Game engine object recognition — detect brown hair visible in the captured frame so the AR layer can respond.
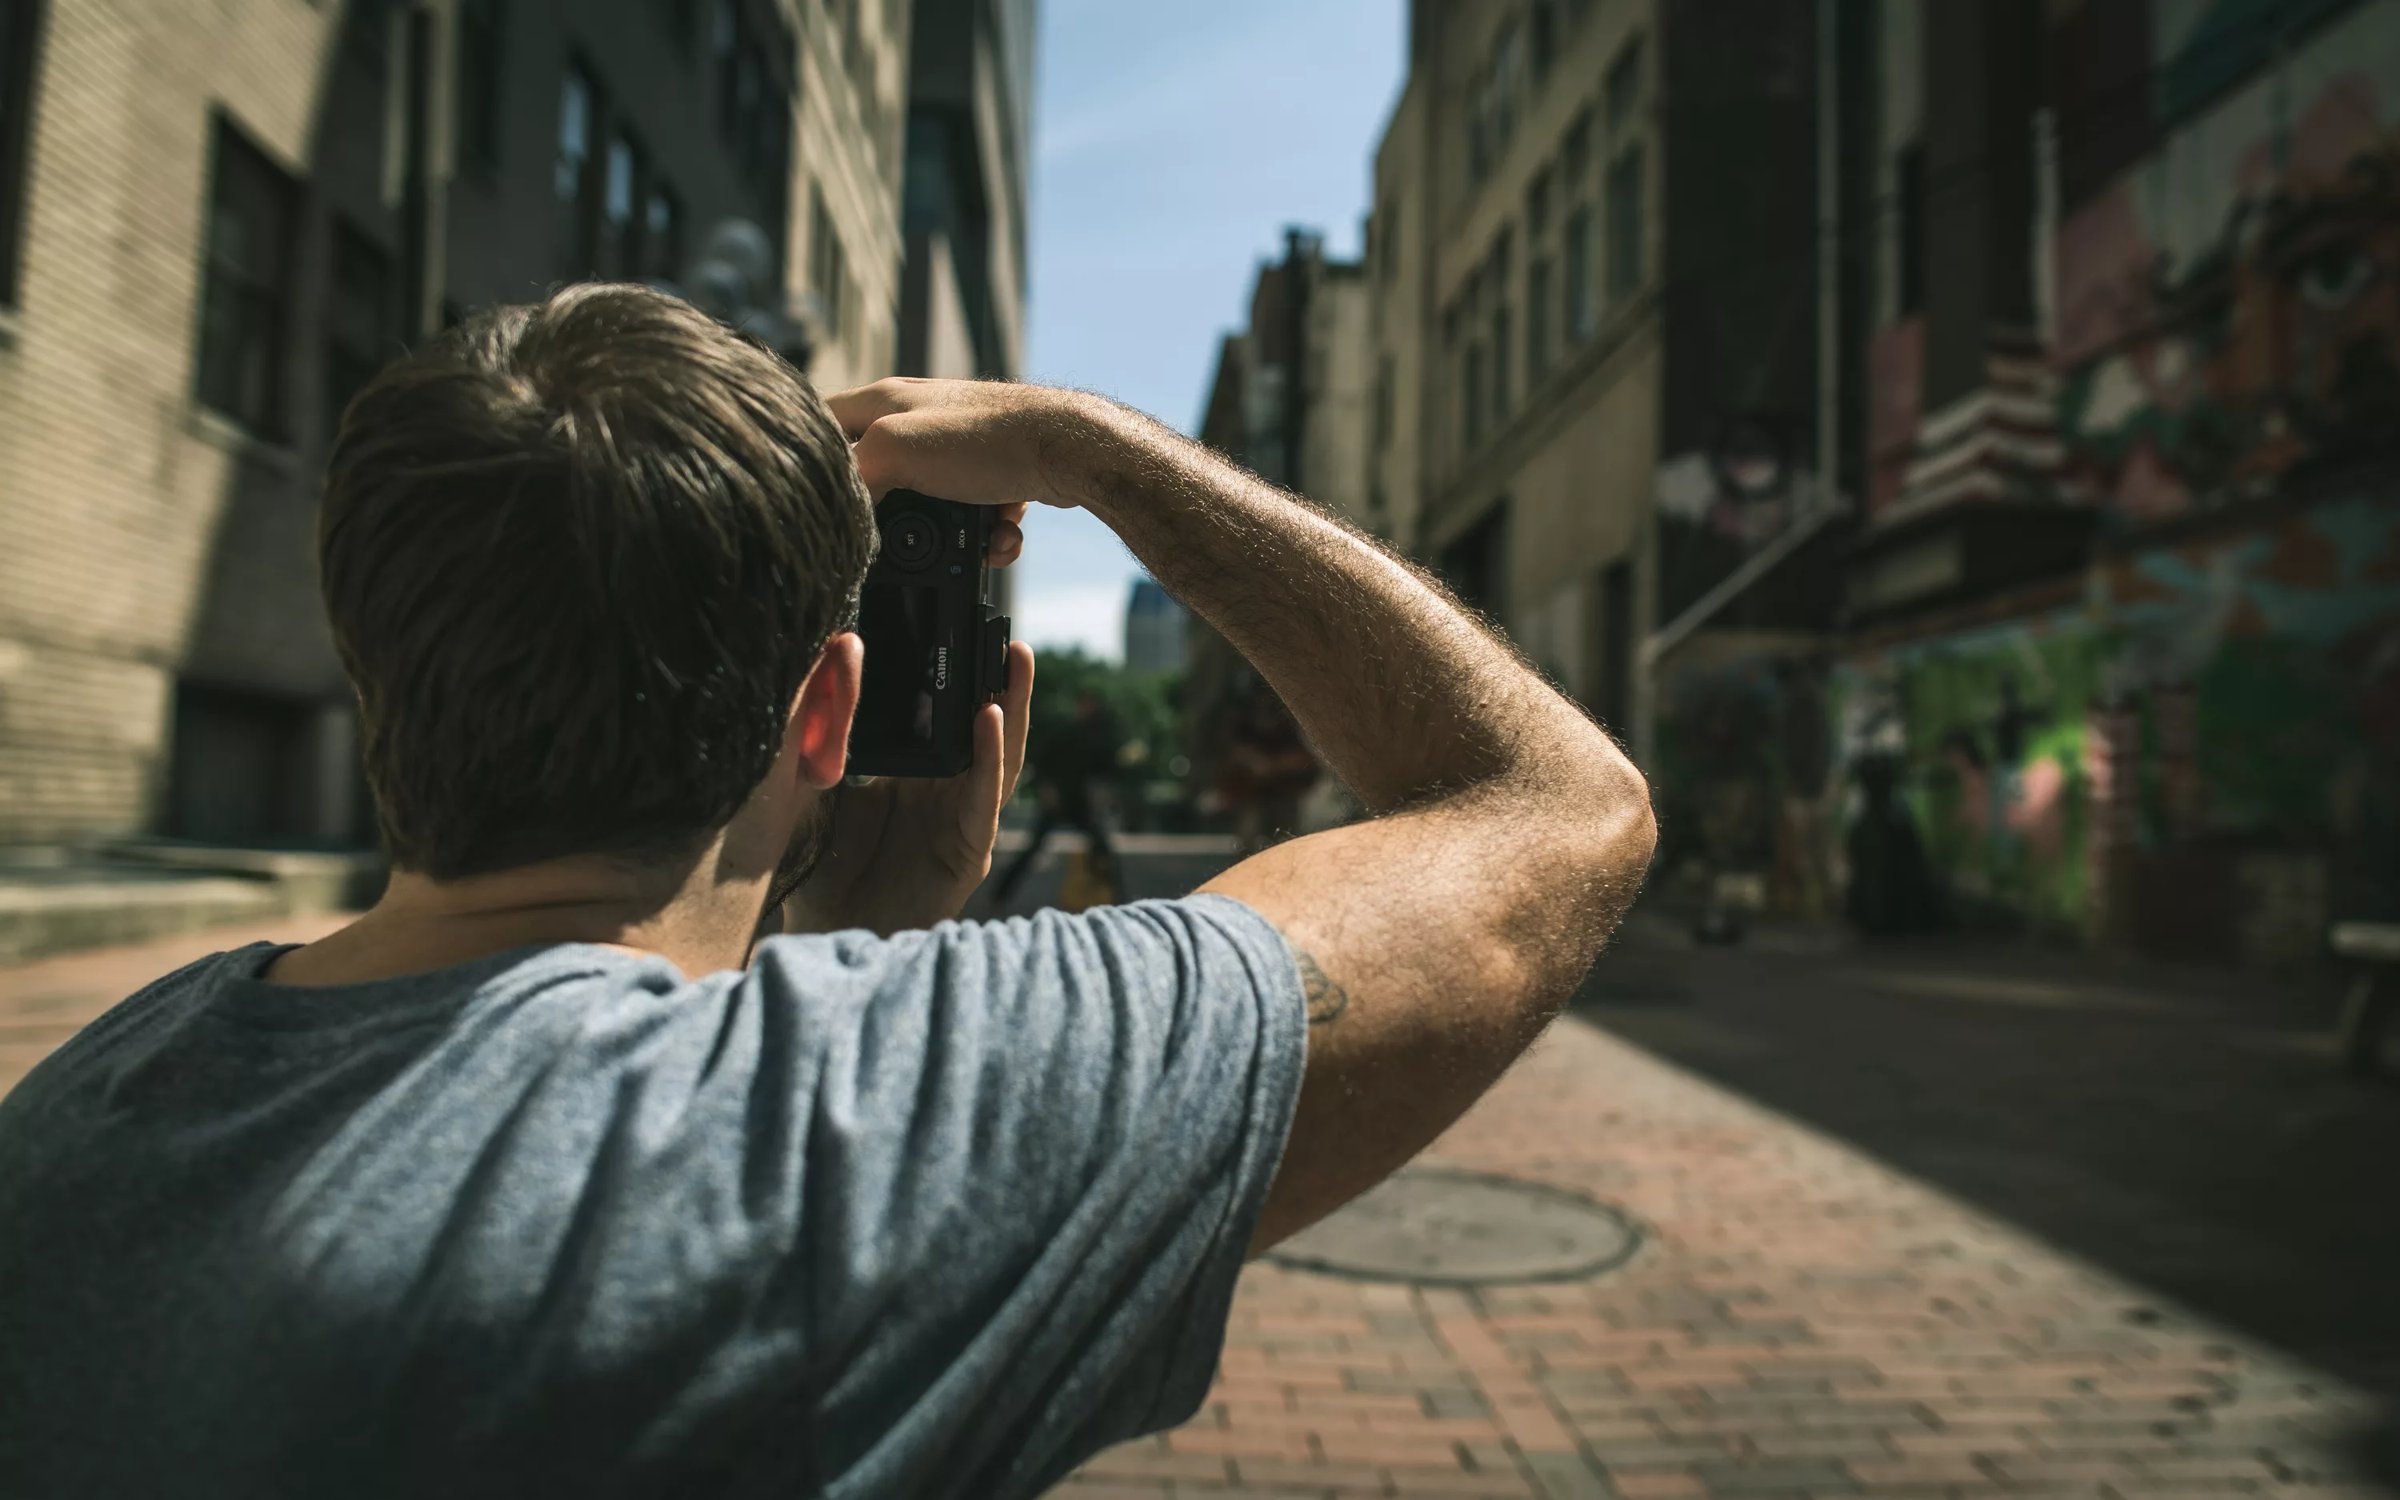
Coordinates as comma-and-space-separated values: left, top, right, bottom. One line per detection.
319, 283, 875, 878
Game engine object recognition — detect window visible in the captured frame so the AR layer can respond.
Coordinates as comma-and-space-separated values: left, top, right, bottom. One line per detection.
645, 180, 682, 280
195, 114, 300, 436
0, 0, 45, 309
456, 0, 504, 171
1561, 107, 1592, 189
1490, 303, 1511, 420
1525, 166, 1551, 239
1374, 353, 1394, 448
1895, 139, 1925, 316
555, 62, 599, 279
1527, 257, 1552, 382
1462, 340, 1484, 450
1606, 37, 1643, 132
600, 128, 643, 278
346, 0, 394, 72
1531, 0, 1559, 79
1606, 145, 1643, 300
657, 0, 698, 51
1380, 197, 1400, 285
716, 0, 794, 212
810, 184, 845, 334
326, 221, 394, 443
1563, 205, 1593, 341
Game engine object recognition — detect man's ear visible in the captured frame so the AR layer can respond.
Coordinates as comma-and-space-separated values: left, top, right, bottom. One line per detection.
789, 632, 863, 790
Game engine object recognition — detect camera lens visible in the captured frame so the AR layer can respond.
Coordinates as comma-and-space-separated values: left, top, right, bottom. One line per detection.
884, 513, 938, 570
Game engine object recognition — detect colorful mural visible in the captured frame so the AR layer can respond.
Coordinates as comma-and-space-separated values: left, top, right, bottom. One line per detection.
1831, 491, 2400, 949
2053, 0, 2400, 518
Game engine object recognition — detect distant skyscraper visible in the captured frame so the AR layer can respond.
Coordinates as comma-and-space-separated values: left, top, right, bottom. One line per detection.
1123, 579, 1189, 676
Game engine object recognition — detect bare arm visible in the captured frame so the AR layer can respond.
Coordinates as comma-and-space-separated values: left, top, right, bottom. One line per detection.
829, 379, 1658, 1251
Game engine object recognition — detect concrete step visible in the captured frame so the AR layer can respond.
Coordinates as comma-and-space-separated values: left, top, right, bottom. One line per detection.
0, 844, 384, 965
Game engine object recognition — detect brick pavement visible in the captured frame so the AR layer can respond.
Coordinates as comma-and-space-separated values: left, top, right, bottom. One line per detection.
1053, 1014, 2400, 1500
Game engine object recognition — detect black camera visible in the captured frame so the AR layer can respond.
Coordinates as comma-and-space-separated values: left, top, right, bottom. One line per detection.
848, 490, 1011, 778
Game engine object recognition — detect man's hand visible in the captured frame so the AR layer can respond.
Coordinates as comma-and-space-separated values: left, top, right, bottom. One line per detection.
782, 640, 1036, 937
827, 377, 1128, 511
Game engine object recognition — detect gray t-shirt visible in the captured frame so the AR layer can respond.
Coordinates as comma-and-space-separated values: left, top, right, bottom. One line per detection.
0, 895, 1305, 1500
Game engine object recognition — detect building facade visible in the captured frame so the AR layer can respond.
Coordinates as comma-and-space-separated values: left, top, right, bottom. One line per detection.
1121, 577, 1186, 678
1367, 0, 1830, 727
0, 0, 908, 848
1822, 0, 2400, 959
893, 0, 1032, 385
1183, 229, 1367, 815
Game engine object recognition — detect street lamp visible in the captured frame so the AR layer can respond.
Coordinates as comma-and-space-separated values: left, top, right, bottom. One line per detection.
649, 218, 824, 375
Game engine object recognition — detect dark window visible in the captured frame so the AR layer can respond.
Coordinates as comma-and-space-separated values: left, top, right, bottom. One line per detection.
1606, 146, 1643, 300
326, 220, 394, 443
1563, 204, 1593, 340
456, 0, 504, 171
1440, 503, 1510, 621
346, 0, 394, 72
195, 114, 300, 436
1491, 304, 1511, 421
1525, 166, 1550, 239
810, 183, 845, 333
1895, 139, 1925, 315
1527, 256, 1552, 382
1463, 339, 1485, 450
1561, 107, 1592, 187
0, 0, 45, 309
716, 0, 794, 218
645, 180, 682, 280
1606, 37, 1643, 132
1374, 353, 1394, 448
1530, 0, 1559, 79
1597, 557, 1631, 731
601, 128, 643, 278
555, 61, 599, 279
658, 0, 699, 51
1380, 196, 1400, 285
167, 682, 318, 844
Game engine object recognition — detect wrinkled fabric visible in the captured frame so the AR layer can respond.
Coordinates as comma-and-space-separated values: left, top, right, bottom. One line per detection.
0, 896, 1304, 1500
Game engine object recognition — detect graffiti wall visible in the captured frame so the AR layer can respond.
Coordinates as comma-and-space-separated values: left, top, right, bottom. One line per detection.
1834, 489, 2400, 952
2053, 0, 2400, 518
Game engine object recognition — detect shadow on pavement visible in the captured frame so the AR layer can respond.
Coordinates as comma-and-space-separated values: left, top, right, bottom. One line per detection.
1577, 906, 2400, 1488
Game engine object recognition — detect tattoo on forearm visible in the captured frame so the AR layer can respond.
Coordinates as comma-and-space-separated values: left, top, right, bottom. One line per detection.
1296, 948, 1350, 1026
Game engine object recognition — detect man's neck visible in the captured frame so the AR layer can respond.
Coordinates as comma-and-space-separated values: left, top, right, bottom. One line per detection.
264, 852, 770, 987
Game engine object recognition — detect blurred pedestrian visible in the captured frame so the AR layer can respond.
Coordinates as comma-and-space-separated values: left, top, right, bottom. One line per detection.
993, 688, 1121, 906
1220, 686, 1318, 855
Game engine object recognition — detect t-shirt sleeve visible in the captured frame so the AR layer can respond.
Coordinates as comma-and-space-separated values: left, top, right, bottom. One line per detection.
745, 893, 1307, 1498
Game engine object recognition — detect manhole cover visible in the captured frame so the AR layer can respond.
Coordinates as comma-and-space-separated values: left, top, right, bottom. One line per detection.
1267, 1168, 1641, 1285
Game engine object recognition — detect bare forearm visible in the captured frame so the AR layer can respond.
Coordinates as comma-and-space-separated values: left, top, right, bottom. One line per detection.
1071, 402, 1628, 816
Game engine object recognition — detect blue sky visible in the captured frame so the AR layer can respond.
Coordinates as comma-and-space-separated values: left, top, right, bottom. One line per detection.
1008, 0, 1404, 659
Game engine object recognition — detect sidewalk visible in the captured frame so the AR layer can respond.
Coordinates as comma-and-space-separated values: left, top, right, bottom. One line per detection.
1056, 1009, 2398, 1499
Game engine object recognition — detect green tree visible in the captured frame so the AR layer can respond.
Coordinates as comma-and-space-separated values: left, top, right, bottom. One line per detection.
1022, 648, 1185, 827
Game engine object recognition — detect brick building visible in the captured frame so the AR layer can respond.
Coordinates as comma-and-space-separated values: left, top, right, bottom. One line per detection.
1629, 0, 2400, 962
0, 0, 908, 849
1364, 0, 1834, 758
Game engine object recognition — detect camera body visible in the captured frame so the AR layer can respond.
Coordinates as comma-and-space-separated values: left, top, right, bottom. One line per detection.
848, 490, 1011, 778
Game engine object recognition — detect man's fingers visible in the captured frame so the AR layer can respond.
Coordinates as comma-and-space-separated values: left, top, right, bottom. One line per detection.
1000, 642, 1035, 801
849, 415, 915, 499
824, 378, 928, 439
959, 702, 1007, 856
989, 519, 1025, 568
